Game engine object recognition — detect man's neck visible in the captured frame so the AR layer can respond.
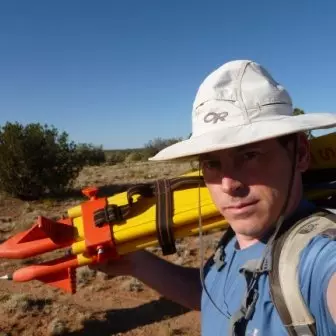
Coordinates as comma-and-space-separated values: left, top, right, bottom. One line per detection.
235, 236, 261, 250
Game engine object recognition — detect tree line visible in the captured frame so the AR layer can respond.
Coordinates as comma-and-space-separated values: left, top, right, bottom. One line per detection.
0, 107, 311, 200
0, 121, 181, 200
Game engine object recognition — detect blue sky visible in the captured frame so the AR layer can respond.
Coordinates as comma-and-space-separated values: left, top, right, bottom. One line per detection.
0, 0, 335, 149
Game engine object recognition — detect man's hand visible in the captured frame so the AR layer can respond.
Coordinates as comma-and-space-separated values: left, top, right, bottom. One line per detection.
90, 250, 202, 311
89, 252, 137, 277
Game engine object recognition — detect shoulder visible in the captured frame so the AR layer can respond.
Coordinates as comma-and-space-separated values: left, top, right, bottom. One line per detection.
275, 207, 336, 333
299, 233, 336, 281
298, 208, 336, 274
298, 226, 336, 333
277, 207, 336, 287
298, 208, 336, 285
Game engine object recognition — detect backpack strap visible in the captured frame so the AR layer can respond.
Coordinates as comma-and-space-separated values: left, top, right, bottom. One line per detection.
269, 210, 336, 336
202, 226, 235, 277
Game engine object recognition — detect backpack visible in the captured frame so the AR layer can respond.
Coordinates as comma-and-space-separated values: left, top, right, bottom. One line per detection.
204, 205, 336, 336
269, 207, 336, 336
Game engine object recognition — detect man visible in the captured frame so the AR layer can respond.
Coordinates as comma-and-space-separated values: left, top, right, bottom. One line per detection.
92, 60, 336, 335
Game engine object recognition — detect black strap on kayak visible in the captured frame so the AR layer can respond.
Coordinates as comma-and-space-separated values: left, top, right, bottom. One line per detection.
155, 179, 176, 255
154, 176, 205, 255
93, 183, 154, 227
93, 175, 205, 255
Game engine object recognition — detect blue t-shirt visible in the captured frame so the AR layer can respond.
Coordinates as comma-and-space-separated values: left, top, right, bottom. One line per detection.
201, 206, 336, 335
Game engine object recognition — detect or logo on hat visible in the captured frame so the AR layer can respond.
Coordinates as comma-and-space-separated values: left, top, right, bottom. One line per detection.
204, 112, 228, 124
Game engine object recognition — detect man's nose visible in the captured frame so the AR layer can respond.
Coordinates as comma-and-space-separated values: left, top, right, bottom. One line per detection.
220, 175, 244, 195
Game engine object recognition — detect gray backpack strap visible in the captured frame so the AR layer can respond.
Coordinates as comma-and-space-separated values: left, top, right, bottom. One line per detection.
270, 210, 336, 336
203, 226, 235, 277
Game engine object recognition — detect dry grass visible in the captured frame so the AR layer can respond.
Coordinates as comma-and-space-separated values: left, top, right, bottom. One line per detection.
119, 277, 145, 292
74, 161, 194, 188
47, 318, 68, 336
77, 266, 97, 287
0, 293, 53, 314
0, 217, 15, 231
160, 321, 187, 336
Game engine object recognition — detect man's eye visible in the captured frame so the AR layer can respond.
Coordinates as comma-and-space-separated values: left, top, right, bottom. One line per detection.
243, 151, 260, 160
203, 160, 221, 170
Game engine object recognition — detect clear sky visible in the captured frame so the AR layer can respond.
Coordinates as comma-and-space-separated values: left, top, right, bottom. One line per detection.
0, 0, 335, 149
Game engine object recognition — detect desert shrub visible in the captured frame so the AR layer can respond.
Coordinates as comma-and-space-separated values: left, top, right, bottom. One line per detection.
77, 266, 96, 287
47, 318, 68, 336
76, 143, 106, 166
142, 137, 182, 159
2, 293, 53, 313
0, 122, 85, 200
125, 151, 143, 162
106, 150, 127, 165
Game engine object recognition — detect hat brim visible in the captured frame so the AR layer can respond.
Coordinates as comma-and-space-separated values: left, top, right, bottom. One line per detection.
149, 112, 336, 161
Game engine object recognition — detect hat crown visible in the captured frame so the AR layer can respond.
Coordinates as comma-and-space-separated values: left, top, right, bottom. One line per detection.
149, 59, 335, 161
191, 60, 293, 137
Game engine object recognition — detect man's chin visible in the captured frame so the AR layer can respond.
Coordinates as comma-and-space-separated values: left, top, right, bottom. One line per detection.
223, 207, 260, 222
225, 213, 269, 236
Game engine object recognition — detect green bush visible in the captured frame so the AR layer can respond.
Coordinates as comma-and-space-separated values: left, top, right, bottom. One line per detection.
0, 122, 85, 200
143, 137, 182, 159
106, 151, 127, 165
125, 151, 143, 162
76, 143, 106, 166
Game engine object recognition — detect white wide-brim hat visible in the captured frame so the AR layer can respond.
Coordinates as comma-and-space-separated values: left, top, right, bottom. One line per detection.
149, 60, 336, 161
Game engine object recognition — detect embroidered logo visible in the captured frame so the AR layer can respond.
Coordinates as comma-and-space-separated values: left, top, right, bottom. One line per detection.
204, 111, 228, 124
298, 219, 319, 234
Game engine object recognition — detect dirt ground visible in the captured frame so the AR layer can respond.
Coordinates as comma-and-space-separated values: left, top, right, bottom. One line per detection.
0, 161, 224, 336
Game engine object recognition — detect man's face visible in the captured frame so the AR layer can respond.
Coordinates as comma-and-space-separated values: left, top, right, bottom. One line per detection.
200, 134, 310, 241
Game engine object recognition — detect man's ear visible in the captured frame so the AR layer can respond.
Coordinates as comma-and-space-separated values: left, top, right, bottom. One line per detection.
296, 132, 311, 172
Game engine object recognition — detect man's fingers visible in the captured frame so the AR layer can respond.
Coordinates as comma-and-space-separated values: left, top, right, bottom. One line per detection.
88, 256, 130, 274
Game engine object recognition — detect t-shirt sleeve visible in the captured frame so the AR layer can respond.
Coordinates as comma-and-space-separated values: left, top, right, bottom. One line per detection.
299, 235, 336, 335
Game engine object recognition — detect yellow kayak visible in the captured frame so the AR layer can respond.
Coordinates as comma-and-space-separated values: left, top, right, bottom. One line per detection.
69, 132, 336, 259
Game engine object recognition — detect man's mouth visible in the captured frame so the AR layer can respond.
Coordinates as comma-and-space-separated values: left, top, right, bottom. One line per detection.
224, 200, 259, 212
